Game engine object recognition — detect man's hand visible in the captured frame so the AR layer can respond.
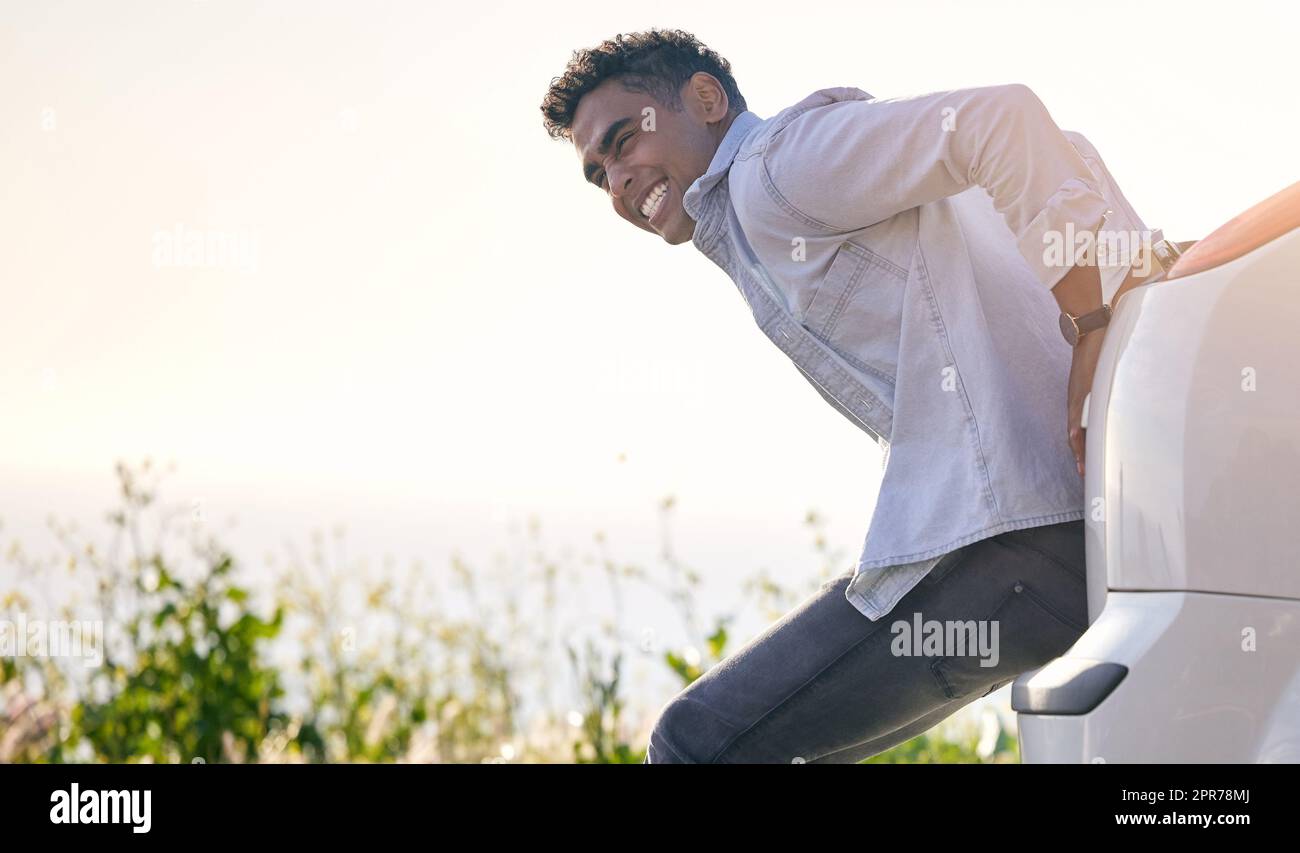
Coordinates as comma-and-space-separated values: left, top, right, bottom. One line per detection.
1066, 332, 1105, 477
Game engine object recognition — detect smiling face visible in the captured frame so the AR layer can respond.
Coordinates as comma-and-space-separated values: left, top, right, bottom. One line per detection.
571, 73, 735, 245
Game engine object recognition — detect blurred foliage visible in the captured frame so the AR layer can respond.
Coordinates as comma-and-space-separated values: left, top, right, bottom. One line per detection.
864, 719, 1019, 764
69, 553, 286, 763
0, 459, 1019, 764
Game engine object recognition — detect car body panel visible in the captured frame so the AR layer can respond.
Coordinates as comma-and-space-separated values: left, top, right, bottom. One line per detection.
1018, 207, 1300, 763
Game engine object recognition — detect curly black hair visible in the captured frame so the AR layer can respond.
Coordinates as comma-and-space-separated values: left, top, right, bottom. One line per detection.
541, 28, 746, 141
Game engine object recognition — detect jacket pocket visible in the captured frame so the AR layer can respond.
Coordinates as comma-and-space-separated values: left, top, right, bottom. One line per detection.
799, 240, 906, 383
929, 579, 1086, 701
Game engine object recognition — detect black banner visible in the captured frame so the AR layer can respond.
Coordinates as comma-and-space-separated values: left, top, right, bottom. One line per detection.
1, 763, 1280, 839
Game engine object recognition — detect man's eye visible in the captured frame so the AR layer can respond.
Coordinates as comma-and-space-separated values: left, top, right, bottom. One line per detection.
592, 134, 634, 191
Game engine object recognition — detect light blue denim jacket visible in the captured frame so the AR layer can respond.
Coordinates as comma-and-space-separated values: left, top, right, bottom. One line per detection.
681, 84, 1155, 621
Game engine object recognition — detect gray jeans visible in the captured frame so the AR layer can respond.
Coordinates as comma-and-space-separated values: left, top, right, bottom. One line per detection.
645, 520, 1088, 763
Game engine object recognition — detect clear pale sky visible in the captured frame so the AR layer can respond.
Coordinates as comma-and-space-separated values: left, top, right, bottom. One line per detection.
3, 0, 1297, 597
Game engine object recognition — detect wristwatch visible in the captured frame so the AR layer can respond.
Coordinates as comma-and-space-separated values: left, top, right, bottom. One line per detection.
1059, 304, 1112, 347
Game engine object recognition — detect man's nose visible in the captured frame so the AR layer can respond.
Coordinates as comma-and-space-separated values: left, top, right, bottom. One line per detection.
608, 165, 633, 199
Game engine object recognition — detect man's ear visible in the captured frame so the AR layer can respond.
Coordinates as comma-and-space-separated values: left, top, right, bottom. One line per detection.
686, 71, 729, 121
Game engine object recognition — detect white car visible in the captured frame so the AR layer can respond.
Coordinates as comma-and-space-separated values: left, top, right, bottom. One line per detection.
1014, 181, 1300, 763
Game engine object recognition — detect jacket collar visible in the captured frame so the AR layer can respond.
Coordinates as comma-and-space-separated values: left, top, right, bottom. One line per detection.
682, 110, 763, 223
684, 88, 874, 250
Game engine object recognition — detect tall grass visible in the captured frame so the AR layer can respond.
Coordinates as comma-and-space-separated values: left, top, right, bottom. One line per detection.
0, 460, 1016, 763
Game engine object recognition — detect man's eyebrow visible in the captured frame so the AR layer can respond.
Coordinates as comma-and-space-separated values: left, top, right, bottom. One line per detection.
582, 116, 634, 184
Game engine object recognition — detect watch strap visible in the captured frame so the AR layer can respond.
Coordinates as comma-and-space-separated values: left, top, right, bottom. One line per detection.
1074, 303, 1112, 336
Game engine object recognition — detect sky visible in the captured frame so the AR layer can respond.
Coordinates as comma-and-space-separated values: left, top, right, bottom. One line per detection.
2, 0, 1298, 656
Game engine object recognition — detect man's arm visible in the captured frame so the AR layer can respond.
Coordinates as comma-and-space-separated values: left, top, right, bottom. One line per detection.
767, 83, 1133, 476
1054, 249, 1160, 477
1052, 260, 1105, 478
763, 83, 1113, 291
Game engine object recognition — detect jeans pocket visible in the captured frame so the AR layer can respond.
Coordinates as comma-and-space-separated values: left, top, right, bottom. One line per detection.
929, 579, 1086, 701
1002, 524, 1087, 587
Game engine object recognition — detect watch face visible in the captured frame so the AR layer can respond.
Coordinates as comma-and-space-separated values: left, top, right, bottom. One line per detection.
1059, 312, 1079, 346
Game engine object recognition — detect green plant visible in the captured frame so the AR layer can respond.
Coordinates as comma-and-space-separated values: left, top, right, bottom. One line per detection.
0, 460, 1019, 764
70, 552, 286, 763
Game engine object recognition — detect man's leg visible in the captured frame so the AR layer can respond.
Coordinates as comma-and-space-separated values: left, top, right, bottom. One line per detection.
644, 520, 1088, 763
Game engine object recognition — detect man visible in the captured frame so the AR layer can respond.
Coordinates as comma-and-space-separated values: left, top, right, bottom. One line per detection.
540, 29, 1168, 763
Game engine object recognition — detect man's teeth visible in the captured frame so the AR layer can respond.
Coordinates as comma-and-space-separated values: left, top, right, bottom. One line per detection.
640, 180, 668, 219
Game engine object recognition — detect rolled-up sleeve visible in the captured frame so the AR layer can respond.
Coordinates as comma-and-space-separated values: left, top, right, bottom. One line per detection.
762, 83, 1112, 290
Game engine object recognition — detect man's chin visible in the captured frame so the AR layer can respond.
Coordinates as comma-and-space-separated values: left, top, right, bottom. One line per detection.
658, 216, 695, 245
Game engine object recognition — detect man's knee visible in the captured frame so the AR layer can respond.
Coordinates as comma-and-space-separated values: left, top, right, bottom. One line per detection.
644, 693, 736, 764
